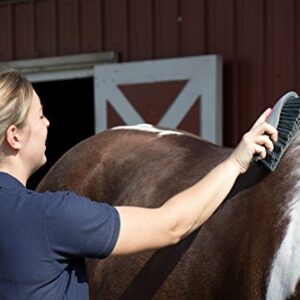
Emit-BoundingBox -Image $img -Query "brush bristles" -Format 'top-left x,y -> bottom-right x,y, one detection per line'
261,95 -> 300,171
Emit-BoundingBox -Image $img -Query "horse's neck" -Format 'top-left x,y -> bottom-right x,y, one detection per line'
247,134 -> 300,299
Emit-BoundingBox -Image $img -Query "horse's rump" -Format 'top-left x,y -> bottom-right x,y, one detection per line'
37,125 -> 300,299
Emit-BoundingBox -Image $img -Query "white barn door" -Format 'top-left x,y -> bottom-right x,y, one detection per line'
94,55 -> 222,144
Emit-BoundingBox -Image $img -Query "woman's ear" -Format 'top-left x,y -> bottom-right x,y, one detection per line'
5,125 -> 22,150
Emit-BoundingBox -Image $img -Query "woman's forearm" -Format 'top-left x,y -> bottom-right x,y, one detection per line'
114,158 -> 241,255
161,158 -> 241,242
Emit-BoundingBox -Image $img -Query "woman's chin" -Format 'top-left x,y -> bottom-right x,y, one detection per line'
41,155 -> 47,166
34,155 -> 47,173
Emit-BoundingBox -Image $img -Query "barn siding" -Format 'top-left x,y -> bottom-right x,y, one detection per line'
14,2 -> 35,59
57,0 -> 80,54
236,0 -> 265,133
129,0 -> 153,60
179,0 -> 206,56
104,0 -> 129,61
0,5 -> 13,61
0,0 -> 298,146
35,0 -> 56,56
265,0 -> 296,103
296,1 -> 300,90
79,0 -> 103,53
154,0 -> 179,58
207,0 -> 237,144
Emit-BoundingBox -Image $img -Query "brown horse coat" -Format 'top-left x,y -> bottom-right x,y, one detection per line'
37,125 -> 300,300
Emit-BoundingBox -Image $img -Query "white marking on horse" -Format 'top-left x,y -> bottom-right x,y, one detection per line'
266,141 -> 300,300
111,124 -> 183,137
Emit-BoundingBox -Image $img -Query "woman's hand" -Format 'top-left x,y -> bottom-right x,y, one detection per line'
229,108 -> 278,174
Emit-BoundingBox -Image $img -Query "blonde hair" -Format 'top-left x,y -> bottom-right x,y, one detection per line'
0,66 -> 34,146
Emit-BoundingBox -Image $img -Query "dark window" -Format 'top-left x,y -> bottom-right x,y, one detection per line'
28,77 -> 94,189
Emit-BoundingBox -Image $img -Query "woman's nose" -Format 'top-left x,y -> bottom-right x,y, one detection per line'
45,117 -> 50,128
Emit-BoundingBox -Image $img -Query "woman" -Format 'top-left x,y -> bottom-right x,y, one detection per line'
0,67 -> 277,299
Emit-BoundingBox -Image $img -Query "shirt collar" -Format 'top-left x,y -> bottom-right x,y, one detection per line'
0,172 -> 25,189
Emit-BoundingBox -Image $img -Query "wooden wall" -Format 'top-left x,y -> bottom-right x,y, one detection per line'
0,0 -> 299,146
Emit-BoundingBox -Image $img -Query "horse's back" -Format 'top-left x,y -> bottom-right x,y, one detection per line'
37,127 -> 231,205
37,126 -> 282,299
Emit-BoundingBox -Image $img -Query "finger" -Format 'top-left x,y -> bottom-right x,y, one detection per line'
251,122 -> 278,142
266,127 -> 278,142
254,135 -> 274,151
251,108 -> 272,130
254,144 -> 267,159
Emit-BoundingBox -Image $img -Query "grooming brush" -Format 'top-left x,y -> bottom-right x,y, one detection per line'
258,91 -> 300,171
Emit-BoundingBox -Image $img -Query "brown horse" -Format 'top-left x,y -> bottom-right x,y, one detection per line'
36,124 -> 300,300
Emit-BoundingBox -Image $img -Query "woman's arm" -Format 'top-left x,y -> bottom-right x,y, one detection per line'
112,108 -> 277,255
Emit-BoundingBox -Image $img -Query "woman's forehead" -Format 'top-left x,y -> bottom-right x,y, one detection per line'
29,91 -> 42,113
33,91 -> 41,105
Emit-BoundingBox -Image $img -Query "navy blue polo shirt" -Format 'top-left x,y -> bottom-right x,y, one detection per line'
0,172 -> 120,299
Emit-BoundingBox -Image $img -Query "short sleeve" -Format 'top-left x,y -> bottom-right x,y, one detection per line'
44,191 -> 120,260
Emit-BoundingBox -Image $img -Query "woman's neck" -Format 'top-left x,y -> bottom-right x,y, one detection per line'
0,160 -> 29,186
